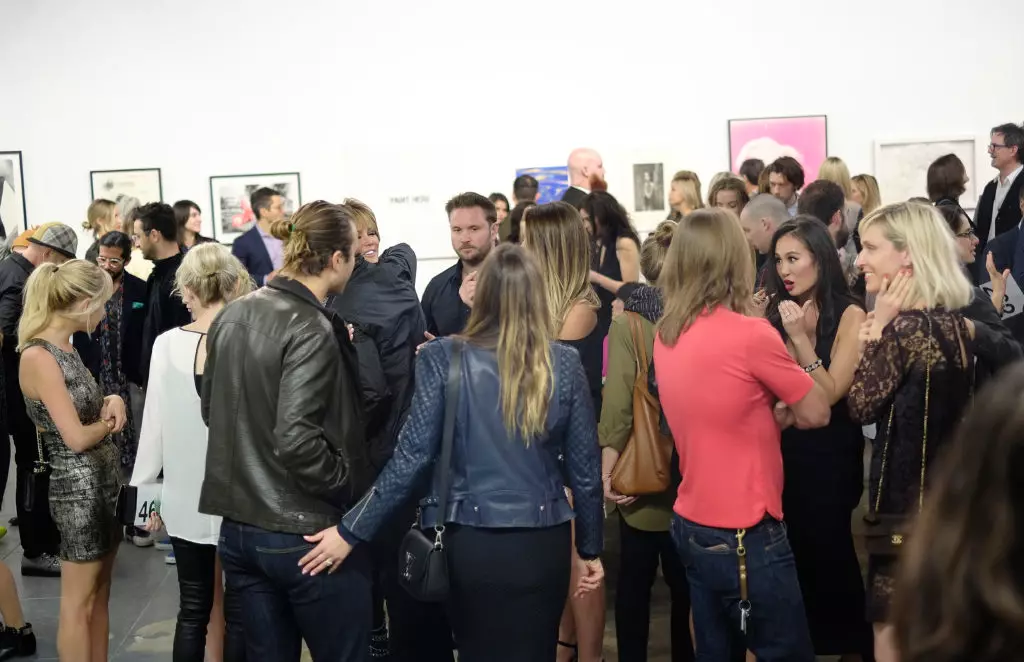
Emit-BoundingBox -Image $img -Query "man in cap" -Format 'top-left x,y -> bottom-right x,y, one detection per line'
0,222 -> 77,577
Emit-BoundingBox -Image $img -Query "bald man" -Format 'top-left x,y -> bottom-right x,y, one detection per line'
562,148 -> 605,208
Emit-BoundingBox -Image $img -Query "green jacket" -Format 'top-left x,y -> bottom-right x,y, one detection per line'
598,312 -> 675,532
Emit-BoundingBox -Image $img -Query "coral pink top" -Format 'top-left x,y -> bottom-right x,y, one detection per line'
654,307 -> 813,529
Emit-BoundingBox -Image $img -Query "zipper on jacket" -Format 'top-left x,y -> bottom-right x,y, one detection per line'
349,487 -> 377,529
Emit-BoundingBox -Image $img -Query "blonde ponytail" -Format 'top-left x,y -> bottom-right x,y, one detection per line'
17,260 -> 113,351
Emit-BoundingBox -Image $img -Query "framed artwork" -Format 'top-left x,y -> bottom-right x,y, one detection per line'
632,163 -> 665,212
515,166 -> 569,204
209,172 -> 301,244
729,115 -> 828,184
874,137 -> 977,208
0,151 -> 27,238
90,168 -> 163,204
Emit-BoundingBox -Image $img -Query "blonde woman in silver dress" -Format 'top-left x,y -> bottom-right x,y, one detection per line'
17,260 -> 126,662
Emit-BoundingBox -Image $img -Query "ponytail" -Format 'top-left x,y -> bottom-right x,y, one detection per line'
17,260 -> 113,351
17,264 -> 61,351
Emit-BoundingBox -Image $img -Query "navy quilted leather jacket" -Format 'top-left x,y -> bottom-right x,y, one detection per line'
341,338 -> 604,559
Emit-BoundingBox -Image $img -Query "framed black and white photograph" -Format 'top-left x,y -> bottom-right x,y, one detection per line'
632,163 -> 665,212
209,172 -> 301,244
0,151 -> 27,239
90,168 -> 163,204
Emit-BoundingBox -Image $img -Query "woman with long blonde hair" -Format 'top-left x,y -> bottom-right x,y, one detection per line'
667,171 -> 704,222
851,174 -> 882,215
131,244 -> 251,662
83,199 -> 120,263
17,260 -> 127,662
520,202 -> 606,662
331,244 -> 604,662
654,208 -> 831,660
819,156 -> 864,233
849,202 -> 976,662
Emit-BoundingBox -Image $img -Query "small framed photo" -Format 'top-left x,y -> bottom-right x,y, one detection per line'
209,172 -> 302,244
0,151 -> 28,238
90,168 -> 163,204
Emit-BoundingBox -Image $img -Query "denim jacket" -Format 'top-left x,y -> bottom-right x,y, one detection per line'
341,338 -> 604,559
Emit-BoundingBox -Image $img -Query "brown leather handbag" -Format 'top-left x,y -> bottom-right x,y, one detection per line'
610,312 -> 674,496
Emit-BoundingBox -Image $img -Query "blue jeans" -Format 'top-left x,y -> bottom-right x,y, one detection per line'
218,520 -> 372,662
671,515 -> 814,662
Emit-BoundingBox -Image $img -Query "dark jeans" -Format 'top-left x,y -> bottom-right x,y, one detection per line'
170,537 -> 244,662
446,523 -> 571,662
370,506 -> 454,662
13,415 -> 60,557
671,515 -> 813,662
617,516 -> 693,662
218,520 -> 372,662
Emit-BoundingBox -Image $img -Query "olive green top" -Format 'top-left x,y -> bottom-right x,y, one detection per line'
598,312 -> 675,532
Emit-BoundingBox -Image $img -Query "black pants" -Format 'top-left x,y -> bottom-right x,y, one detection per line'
446,523 -> 571,662
370,504 -> 454,662
12,424 -> 60,558
171,538 -> 244,662
616,516 -> 694,662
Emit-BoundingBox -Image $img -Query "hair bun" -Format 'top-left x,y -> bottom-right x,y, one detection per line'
652,221 -> 677,247
268,218 -> 292,241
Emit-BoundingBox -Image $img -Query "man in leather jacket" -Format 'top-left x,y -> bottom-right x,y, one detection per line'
199,201 -> 374,661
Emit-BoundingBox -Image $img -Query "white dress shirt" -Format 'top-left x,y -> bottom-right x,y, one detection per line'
990,164 -> 1024,240
130,327 -> 221,545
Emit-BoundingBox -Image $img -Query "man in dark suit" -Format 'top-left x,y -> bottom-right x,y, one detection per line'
231,186 -> 286,285
982,186 -> 1024,342
974,122 -> 1024,281
561,148 -> 605,209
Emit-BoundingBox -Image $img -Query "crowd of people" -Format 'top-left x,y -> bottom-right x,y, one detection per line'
0,121 -> 1021,662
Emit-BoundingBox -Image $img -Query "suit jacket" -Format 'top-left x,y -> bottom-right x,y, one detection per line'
231,226 -> 275,286
561,186 -> 588,210
975,172 -> 1024,282
72,272 -> 147,386
983,226 -> 1024,344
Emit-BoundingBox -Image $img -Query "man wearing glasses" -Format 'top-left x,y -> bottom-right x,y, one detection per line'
976,123 -> 1024,267
73,229 -> 147,486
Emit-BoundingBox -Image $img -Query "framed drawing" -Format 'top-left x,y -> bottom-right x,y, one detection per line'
0,151 -> 27,238
90,168 -> 163,204
874,137 -> 977,208
209,172 -> 301,244
515,166 -> 569,204
632,163 -> 665,212
729,115 -> 828,184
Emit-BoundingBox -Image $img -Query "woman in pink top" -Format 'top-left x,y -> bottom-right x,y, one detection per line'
653,208 -> 831,661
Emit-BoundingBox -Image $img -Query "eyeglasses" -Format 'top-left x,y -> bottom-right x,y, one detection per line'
96,257 -> 125,266
955,228 -> 976,239
989,143 -> 1012,151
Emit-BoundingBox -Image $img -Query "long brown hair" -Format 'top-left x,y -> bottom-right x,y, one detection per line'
893,363 -> 1024,662
461,244 -> 554,443
658,208 -> 752,346
520,202 -> 599,331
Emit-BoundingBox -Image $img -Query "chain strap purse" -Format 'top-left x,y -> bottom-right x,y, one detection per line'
863,315 -> 950,555
21,429 -> 50,513
397,340 -> 463,602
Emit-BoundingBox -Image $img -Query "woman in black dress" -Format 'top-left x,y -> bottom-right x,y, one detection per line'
765,217 -> 873,660
849,202 -> 976,662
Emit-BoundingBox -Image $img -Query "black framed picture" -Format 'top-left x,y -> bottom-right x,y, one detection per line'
90,168 -> 163,204
209,172 -> 302,244
0,151 -> 27,238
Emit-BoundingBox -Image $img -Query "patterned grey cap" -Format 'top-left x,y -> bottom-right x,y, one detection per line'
28,222 -> 78,259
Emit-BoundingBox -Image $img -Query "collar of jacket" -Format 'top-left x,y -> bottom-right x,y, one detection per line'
151,252 -> 183,278
267,276 -> 349,336
10,253 -> 33,277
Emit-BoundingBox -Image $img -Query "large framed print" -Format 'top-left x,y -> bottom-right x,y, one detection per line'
209,172 -> 301,244
0,151 -> 27,238
874,137 -> 977,209
90,168 -> 163,204
729,115 -> 828,184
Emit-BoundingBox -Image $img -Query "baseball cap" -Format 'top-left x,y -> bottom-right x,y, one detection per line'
27,223 -> 78,259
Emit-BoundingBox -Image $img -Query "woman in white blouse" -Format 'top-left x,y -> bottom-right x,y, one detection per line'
131,243 -> 252,662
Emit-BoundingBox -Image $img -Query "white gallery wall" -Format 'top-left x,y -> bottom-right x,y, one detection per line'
2,0 -> 1022,293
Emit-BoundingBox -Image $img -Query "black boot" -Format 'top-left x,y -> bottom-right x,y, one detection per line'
0,624 -> 36,660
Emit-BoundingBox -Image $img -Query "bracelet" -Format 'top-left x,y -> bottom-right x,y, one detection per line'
802,359 -> 823,373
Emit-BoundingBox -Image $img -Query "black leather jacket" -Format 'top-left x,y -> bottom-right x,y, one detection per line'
341,339 -> 604,559
199,277 -> 374,535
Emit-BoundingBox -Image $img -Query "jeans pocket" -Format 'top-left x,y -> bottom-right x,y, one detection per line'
254,543 -> 314,555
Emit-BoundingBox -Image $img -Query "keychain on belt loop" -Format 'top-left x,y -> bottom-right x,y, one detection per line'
736,528 -> 751,635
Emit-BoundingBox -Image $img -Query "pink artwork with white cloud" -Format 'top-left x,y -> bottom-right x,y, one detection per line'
730,116 -> 828,187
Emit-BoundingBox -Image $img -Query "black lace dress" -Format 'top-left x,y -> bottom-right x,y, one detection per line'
848,309 -> 973,622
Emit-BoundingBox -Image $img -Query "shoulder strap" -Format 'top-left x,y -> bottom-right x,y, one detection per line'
434,339 -> 463,533
626,312 -> 649,377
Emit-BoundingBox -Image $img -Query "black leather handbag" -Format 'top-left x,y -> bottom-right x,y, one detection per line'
397,340 -> 463,602
115,485 -> 138,527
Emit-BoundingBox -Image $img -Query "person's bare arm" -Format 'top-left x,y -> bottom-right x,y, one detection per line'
616,237 -> 640,283
790,306 -> 866,405
787,381 -> 831,429
20,346 -> 111,452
